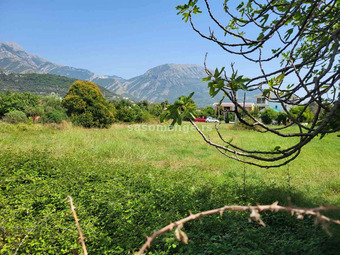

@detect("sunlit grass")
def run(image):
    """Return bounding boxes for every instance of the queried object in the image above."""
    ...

[1,121,339,206]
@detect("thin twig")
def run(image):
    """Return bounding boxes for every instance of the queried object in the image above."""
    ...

[14,214,50,255]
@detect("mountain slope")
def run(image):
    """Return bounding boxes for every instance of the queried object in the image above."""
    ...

[0,42,259,107]
[118,64,213,106]
[110,63,259,106]
[0,69,120,99]
[0,42,123,89]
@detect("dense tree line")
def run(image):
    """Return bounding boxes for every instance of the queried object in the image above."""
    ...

[0,81,168,127]
[0,71,116,98]
[0,90,317,127]
[0,80,317,127]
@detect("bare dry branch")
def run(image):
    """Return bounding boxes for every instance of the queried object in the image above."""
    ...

[68,196,88,255]
[137,202,340,255]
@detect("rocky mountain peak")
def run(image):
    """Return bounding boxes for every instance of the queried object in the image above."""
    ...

[0,42,25,52]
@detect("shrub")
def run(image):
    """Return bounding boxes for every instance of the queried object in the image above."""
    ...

[3,110,28,124]
[260,108,278,125]
[200,106,215,118]
[116,106,140,122]
[277,112,288,125]
[250,106,260,118]
[42,110,68,124]
[0,91,39,118]
[40,94,66,112]
[139,110,153,123]
[148,103,163,117]
[289,106,314,123]
[24,106,44,124]
[62,81,115,128]
[218,115,224,122]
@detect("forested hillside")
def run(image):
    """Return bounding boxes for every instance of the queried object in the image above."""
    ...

[0,70,119,99]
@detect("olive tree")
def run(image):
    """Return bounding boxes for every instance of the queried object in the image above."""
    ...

[165,0,339,168]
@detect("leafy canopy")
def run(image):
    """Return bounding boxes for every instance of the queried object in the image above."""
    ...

[0,91,39,118]
[62,80,115,128]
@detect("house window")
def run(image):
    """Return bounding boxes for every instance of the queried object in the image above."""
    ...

[257,98,266,104]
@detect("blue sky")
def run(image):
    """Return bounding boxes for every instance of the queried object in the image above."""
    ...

[0,0,271,79]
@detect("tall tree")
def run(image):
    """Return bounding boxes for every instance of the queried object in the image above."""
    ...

[62,81,115,128]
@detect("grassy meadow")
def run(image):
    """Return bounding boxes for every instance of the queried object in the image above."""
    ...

[0,122,339,254]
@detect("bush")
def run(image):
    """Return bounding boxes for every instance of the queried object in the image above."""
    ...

[0,91,39,118]
[277,112,288,125]
[116,106,140,122]
[218,115,224,122]
[62,81,115,128]
[24,106,44,124]
[289,106,314,123]
[260,108,278,125]
[2,110,28,124]
[200,106,215,118]
[148,103,163,117]
[250,106,260,118]
[139,110,154,123]
[42,110,68,124]
[40,94,66,112]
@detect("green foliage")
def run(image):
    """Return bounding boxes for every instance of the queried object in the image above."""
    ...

[62,81,115,128]
[200,105,215,118]
[175,0,201,22]
[224,112,236,123]
[318,100,340,138]
[277,112,288,125]
[0,149,339,254]
[2,110,28,124]
[289,106,314,123]
[250,106,260,118]
[136,99,149,110]
[0,91,39,118]
[0,72,116,98]
[39,94,66,113]
[217,115,224,122]
[260,108,278,125]
[148,103,163,117]
[110,99,162,123]
[42,110,68,124]
[160,93,197,126]
[113,99,142,122]
[24,105,44,118]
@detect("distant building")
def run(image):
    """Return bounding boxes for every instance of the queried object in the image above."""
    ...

[213,102,254,116]
[213,92,300,116]
[254,93,300,112]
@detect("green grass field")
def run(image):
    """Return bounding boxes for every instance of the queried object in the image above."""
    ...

[0,122,339,254]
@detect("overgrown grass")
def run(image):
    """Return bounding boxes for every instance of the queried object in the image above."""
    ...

[0,122,339,254]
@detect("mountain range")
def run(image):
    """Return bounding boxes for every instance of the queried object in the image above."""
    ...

[0,42,258,106]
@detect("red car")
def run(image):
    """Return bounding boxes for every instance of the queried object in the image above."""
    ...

[194,116,206,122]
